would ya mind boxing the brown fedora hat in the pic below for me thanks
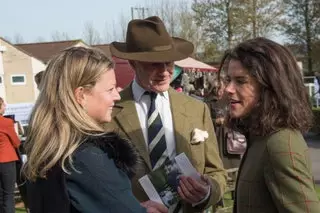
[110,16,194,62]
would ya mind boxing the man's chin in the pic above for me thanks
[152,84,170,93]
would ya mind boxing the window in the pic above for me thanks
[11,75,26,85]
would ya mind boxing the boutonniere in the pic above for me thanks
[191,128,209,144]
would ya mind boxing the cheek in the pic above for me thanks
[245,97,257,111]
[242,89,259,110]
[140,72,152,83]
[104,96,114,108]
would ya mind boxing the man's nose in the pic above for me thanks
[156,63,167,71]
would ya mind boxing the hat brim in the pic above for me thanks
[110,37,194,62]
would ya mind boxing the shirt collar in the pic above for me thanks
[132,79,169,101]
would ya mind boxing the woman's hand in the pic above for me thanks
[141,200,168,213]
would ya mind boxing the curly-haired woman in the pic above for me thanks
[219,37,320,212]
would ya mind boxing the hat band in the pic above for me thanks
[151,44,173,51]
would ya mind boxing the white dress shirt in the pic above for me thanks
[132,80,176,160]
[132,80,210,208]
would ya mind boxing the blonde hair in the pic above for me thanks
[24,47,114,180]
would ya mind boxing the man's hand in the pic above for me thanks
[178,175,210,204]
[141,200,168,213]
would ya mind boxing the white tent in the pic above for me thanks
[175,57,217,72]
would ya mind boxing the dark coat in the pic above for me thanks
[27,133,146,213]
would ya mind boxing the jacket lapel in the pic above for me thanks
[168,88,193,161]
[113,86,152,170]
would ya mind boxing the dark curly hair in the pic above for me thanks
[218,37,313,136]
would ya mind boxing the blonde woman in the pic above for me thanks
[24,47,167,213]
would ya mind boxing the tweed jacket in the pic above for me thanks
[105,86,227,213]
[234,129,320,213]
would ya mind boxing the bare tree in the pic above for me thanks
[240,0,284,39]
[193,0,284,51]
[13,33,24,44]
[144,0,183,36]
[193,0,241,50]
[118,13,130,41]
[35,36,46,42]
[103,13,129,43]
[176,3,205,55]
[103,22,113,43]
[111,20,119,42]
[51,31,70,41]
[82,21,102,45]
[106,19,123,42]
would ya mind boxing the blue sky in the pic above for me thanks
[0,0,152,43]
[1,0,283,44]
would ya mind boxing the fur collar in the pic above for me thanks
[83,132,139,178]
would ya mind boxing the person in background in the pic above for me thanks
[116,86,123,92]
[34,71,44,90]
[175,87,183,93]
[0,97,21,213]
[23,47,167,213]
[220,37,320,212]
[208,79,241,171]
[107,16,226,213]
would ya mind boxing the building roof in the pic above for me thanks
[93,44,134,88]
[0,37,38,60]
[92,44,111,57]
[16,39,86,63]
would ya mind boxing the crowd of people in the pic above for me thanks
[0,15,319,213]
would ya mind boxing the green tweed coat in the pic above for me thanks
[105,86,227,213]
[234,129,320,213]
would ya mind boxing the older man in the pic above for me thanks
[106,16,226,213]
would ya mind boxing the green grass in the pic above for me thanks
[14,185,320,213]
[15,208,26,213]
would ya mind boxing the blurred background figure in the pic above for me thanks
[0,97,21,213]
[34,71,44,91]
[116,86,123,92]
[208,79,242,170]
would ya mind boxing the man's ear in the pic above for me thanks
[74,86,86,107]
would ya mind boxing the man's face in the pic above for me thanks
[132,61,174,93]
